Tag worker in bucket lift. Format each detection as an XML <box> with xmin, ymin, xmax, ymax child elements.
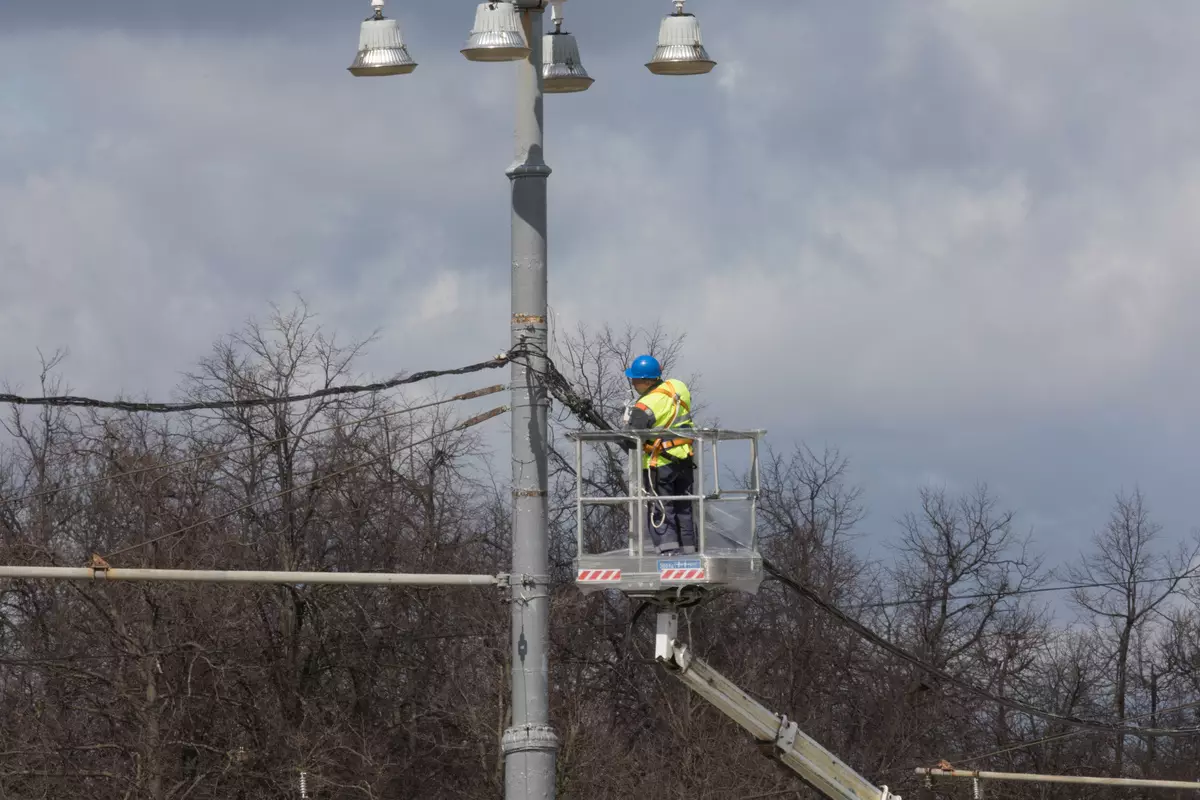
<box><xmin>621</xmin><ymin>354</ymin><xmax>697</xmax><ymax>556</ymax></box>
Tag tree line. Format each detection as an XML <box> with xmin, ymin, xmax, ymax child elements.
<box><xmin>0</xmin><ymin>305</ymin><xmax>1197</xmax><ymax>799</ymax></box>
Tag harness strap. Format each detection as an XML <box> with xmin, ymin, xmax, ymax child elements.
<box><xmin>637</xmin><ymin>380</ymin><xmax>695</xmax><ymax>465</ymax></box>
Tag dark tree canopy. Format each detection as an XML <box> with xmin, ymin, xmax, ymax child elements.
<box><xmin>0</xmin><ymin>309</ymin><xmax>1197</xmax><ymax>799</ymax></box>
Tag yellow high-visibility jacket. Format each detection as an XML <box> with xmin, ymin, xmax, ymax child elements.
<box><xmin>629</xmin><ymin>378</ymin><xmax>695</xmax><ymax>469</ymax></box>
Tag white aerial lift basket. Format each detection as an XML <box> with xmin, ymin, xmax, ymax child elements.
<box><xmin>569</xmin><ymin>427</ymin><xmax>766</xmax><ymax>605</ymax></box>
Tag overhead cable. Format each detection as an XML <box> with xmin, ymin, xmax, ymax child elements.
<box><xmin>509</xmin><ymin>345</ymin><xmax>614</xmax><ymax>431</ymax></box>
<box><xmin>947</xmin><ymin>697</ymin><xmax>1200</xmax><ymax>767</ymax></box>
<box><xmin>0</xmin><ymin>384</ymin><xmax>507</xmax><ymax>509</ymax></box>
<box><xmin>0</xmin><ymin>350</ymin><xmax>521</xmax><ymax>413</ymax></box>
<box><xmin>762</xmin><ymin>559</ymin><xmax>1200</xmax><ymax>738</ymax></box>
<box><xmin>101</xmin><ymin>404</ymin><xmax>509</xmax><ymax>560</ymax></box>
<box><xmin>859</xmin><ymin>572</ymin><xmax>1199</xmax><ymax>611</ymax></box>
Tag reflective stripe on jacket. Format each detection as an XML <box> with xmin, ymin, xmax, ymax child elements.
<box><xmin>633</xmin><ymin>378</ymin><xmax>695</xmax><ymax>468</ymax></box>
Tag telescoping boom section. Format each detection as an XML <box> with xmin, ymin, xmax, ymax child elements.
<box><xmin>655</xmin><ymin>611</ymin><xmax>900</xmax><ymax>800</ymax></box>
<box><xmin>572</xmin><ymin>428</ymin><xmax>895</xmax><ymax>797</ymax></box>
<box><xmin>570</xmin><ymin>427</ymin><xmax>766</xmax><ymax>603</ymax></box>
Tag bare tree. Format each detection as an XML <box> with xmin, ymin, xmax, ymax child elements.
<box><xmin>890</xmin><ymin>485</ymin><xmax>1043</xmax><ymax>671</ymax></box>
<box><xmin>1066</xmin><ymin>488</ymin><xmax>1200</xmax><ymax>779</ymax></box>
<box><xmin>3</xmin><ymin>307</ymin><xmax>1200</xmax><ymax>799</ymax></box>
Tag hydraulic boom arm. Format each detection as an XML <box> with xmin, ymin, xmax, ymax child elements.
<box><xmin>654</xmin><ymin>611</ymin><xmax>900</xmax><ymax>800</ymax></box>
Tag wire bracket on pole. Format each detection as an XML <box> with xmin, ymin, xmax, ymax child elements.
<box><xmin>502</xmin><ymin>572</ymin><xmax>550</xmax><ymax>607</ymax></box>
<box><xmin>496</xmin><ymin>572</ymin><xmax>513</xmax><ymax>605</ymax></box>
<box><xmin>512</xmin><ymin>489</ymin><xmax>548</xmax><ymax>497</ymax></box>
<box><xmin>507</xmin><ymin>572</ymin><xmax>551</xmax><ymax>588</ymax></box>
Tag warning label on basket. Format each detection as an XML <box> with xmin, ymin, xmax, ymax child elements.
<box><xmin>658</xmin><ymin>559</ymin><xmax>706</xmax><ymax>581</ymax></box>
<box><xmin>657</xmin><ymin>559</ymin><xmax>702</xmax><ymax>572</ymax></box>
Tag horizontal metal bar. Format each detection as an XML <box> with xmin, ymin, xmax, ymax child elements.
<box><xmin>0</xmin><ymin>566</ymin><xmax>501</xmax><ymax>587</ymax></box>
<box><xmin>580</xmin><ymin>494</ymin><xmax>710</xmax><ymax>504</ymax></box>
<box><xmin>916</xmin><ymin>769</ymin><xmax>1200</xmax><ymax>791</ymax></box>
<box><xmin>568</xmin><ymin>428</ymin><xmax>765</xmax><ymax>442</ymax></box>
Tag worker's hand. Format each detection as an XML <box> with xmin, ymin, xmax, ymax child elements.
<box><xmin>617</xmin><ymin>438</ymin><xmax>635</xmax><ymax>452</ymax></box>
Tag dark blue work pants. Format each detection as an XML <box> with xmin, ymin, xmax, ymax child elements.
<box><xmin>642</xmin><ymin>460</ymin><xmax>696</xmax><ymax>555</ymax></box>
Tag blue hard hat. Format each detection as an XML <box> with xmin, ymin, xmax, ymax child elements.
<box><xmin>625</xmin><ymin>354</ymin><xmax>662</xmax><ymax>380</ymax></box>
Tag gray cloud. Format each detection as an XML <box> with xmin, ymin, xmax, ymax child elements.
<box><xmin>1</xmin><ymin>1</ymin><xmax>1199</xmax><ymax>570</ymax></box>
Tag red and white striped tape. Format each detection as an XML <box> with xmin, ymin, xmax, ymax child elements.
<box><xmin>659</xmin><ymin>568</ymin><xmax>706</xmax><ymax>581</ymax></box>
<box><xmin>577</xmin><ymin>569</ymin><xmax>622</xmax><ymax>582</ymax></box>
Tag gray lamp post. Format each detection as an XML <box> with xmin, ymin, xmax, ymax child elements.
<box><xmin>347</xmin><ymin>2</ymin><xmax>716</xmax><ymax>797</ymax></box>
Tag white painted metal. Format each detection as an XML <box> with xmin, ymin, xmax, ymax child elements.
<box><xmin>646</xmin><ymin>0</ymin><xmax>716</xmax><ymax>75</ymax></box>
<box><xmin>656</xmin><ymin>612</ymin><xmax>900</xmax><ymax>800</ymax></box>
<box><xmin>462</xmin><ymin>0</ymin><xmax>530</xmax><ymax>62</ymax></box>
<box><xmin>0</xmin><ymin>566</ymin><xmax>501</xmax><ymax>587</ymax></box>
<box><xmin>543</xmin><ymin>0</ymin><xmax>593</xmax><ymax>93</ymax></box>
<box><xmin>348</xmin><ymin>0</ymin><xmax>418</xmax><ymax>76</ymax></box>
<box><xmin>655</xmin><ymin>609</ymin><xmax>679</xmax><ymax>660</ymax></box>
<box><xmin>916</xmin><ymin>768</ymin><xmax>1200</xmax><ymax>791</ymax></box>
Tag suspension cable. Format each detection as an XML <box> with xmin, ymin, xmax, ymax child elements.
<box><xmin>101</xmin><ymin>405</ymin><xmax>508</xmax><ymax>561</ymax></box>
<box><xmin>0</xmin><ymin>385</ymin><xmax>507</xmax><ymax>509</ymax></box>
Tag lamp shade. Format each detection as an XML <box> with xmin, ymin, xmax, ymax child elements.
<box><xmin>462</xmin><ymin>1</ymin><xmax>530</xmax><ymax>62</ymax></box>
<box><xmin>349</xmin><ymin>10</ymin><xmax>417</xmax><ymax>76</ymax></box>
<box><xmin>543</xmin><ymin>28</ymin><xmax>594</xmax><ymax>93</ymax></box>
<box><xmin>646</xmin><ymin>2</ymin><xmax>716</xmax><ymax>76</ymax></box>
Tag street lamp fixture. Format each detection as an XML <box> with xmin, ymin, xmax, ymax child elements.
<box><xmin>347</xmin><ymin>0</ymin><xmax>418</xmax><ymax>76</ymax></box>
<box><xmin>646</xmin><ymin>0</ymin><xmax>716</xmax><ymax>76</ymax></box>
<box><xmin>542</xmin><ymin>1</ymin><xmax>594</xmax><ymax>94</ymax></box>
<box><xmin>343</xmin><ymin>3</ymin><xmax>714</xmax><ymax>800</ymax></box>
<box><xmin>461</xmin><ymin>1</ymin><xmax>532</xmax><ymax>62</ymax></box>
<box><xmin>349</xmin><ymin>0</ymin><xmax>717</xmax><ymax>81</ymax></box>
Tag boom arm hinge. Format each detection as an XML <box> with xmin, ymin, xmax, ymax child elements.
<box><xmin>759</xmin><ymin>715</ymin><xmax>799</xmax><ymax>760</ymax></box>
<box><xmin>654</xmin><ymin>611</ymin><xmax>900</xmax><ymax>800</ymax></box>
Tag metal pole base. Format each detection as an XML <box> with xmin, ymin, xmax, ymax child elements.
<box><xmin>502</xmin><ymin>725</ymin><xmax>560</xmax><ymax>798</ymax></box>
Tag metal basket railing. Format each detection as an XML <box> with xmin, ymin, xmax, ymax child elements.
<box><xmin>568</xmin><ymin>428</ymin><xmax>765</xmax><ymax>559</ymax></box>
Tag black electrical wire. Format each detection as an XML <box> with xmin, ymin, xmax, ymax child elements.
<box><xmin>506</xmin><ymin>343</ymin><xmax>615</xmax><ymax>432</ymax></box>
<box><xmin>0</xmin><ymin>384</ymin><xmax>508</xmax><ymax>508</ymax></box>
<box><xmin>102</xmin><ymin>404</ymin><xmax>509</xmax><ymax>560</ymax></box>
<box><xmin>948</xmin><ymin>697</ymin><xmax>1200</xmax><ymax>766</ymax></box>
<box><xmin>762</xmin><ymin>559</ymin><xmax>1200</xmax><ymax>738</ymax></box>
<box><xmin>859</xmin><ymin>573</ymin><xmax>1198</xmax><ymax>610</ymax></box>
<box><xmin>0</xmin><ymin>349</ymin><xmax>523</xmax><ymax>413</ymax></box>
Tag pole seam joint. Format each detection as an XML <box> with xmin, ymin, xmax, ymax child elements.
<box><xmin>511</xmin><ymin>313</ymin><xmax>547</xmax><ymax>326</ymax></box>
<box><xmin>506</xmin><ymin>163</ymin><xmax>553</xmax><ymax>179</ymax></box>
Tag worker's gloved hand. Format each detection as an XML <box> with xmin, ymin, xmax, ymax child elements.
<box><xmin>617</xmin><ymin>437</ymin><xmax>635</xmax><ymax>452</ymax></box>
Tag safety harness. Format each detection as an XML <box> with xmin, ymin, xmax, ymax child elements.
<box><xmin>637</xmin><ymin>381</ymin><xmax>695</xmax><ymax>468</ymax></box>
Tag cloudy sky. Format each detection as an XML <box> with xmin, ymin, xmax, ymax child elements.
<box><xmin>1</xmin><ymin>0</ymin><xmax>1198</xmax><ymax>574</ymax></box>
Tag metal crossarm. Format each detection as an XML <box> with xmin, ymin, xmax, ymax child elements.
<box><xmin>0</xmin><ymin>565</ymin><xmax>502</xmax><ymax>587</ymax></box>
<box><xmin>655</xmin><ymin>611</ymin><xmax>900</xmax><ymax>800</ymax></box>
<box><xmin>915</xmin><ymin>768</ymin><xmax>1200</xmax><ymax>793</ymax></box>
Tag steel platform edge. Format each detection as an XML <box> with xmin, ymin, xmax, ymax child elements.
<box><xmin>574</xmin><ymin>550</ymin><xmax>764</xmax><ymax>599</ymax></box>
